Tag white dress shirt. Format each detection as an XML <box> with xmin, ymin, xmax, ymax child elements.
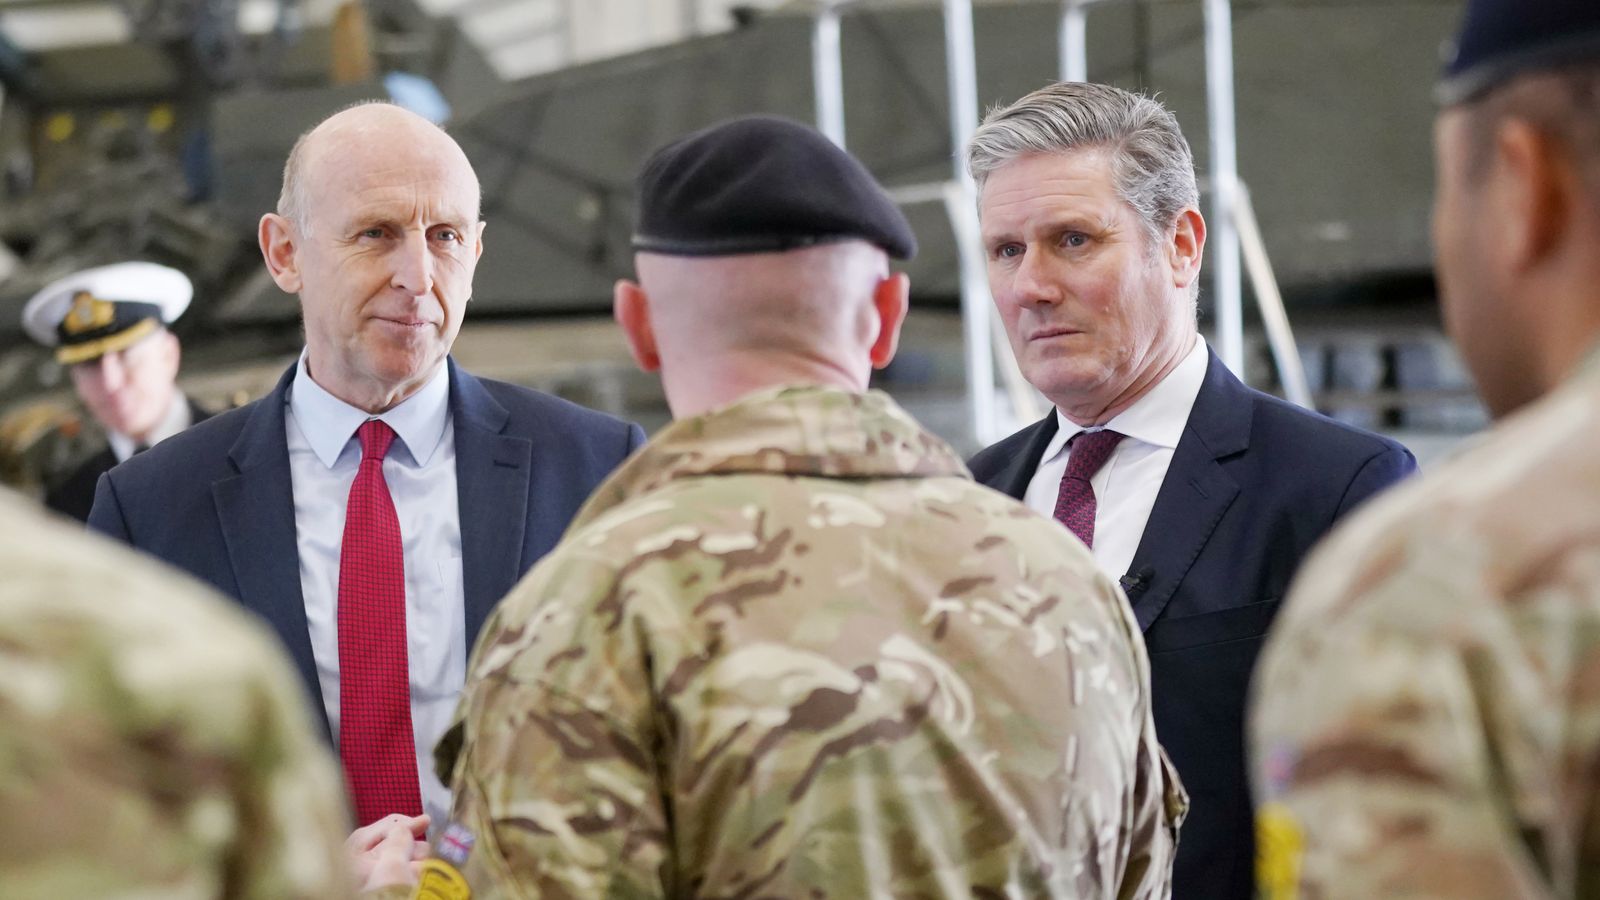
<box><xmin>285</xmin><ymin>352</ymin><xmax>465</xmax><ymax>827</ymax></box>
<box><xmin>108</xmin><ymin>390</ymin><xmax>194</xmax><ymax>462</ymax></box>
<box><xmin>1024</xmin><ymin>336</ymin><xmax>1209</xmax><ymax>582</ymax></box>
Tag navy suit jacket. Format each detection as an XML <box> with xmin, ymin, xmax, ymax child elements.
<box><xmin>88</xmin><ymin>358</ymin><xmax>646</xmax><ymax>735</ymax></box>
<box><xmin>968</xmin><ymin>350</ymin><xmax>1417</xmax><ymax>900</ymax></box>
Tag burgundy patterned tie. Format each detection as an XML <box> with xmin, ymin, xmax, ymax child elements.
<box><xmin>337</xmin><ymin>419</ymin><xmax>421</xmax><ymax>825</ymax></box>
<box><xmin>1053</xmin><ymin>429</ymin><xmax>1125</xmax><ymax>549</ymax></box>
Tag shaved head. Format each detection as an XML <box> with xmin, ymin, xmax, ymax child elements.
<box><xmin>639</xmin><ymin>242</ymin><xmax>888</xmax><ymax>360</ymax></box>
<box><xmin>278</xmin><ymin>102</ymin><xmax>481</xmax><ymax>233</ymax></box>
<box><xmin>614</xmin><ymin>241</ymin><xmax>910</xmax><ymax>417</ymax></box>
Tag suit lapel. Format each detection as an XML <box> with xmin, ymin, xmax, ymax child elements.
<box><xmin>211</xmin><ymin>364</ymin><xmax>323</xmax><ymax>720</ymax></box>
<box><xmin>990</xmin><ymin>414</ymin><xmax>1059</xmax><ymax>500</ymax></box>
<box><xmin>449</xmin><ymin>360</ymin><xmax>532</xmax><ymax>646</ymax></box>
<box><xmin>1126</xmin><ymin>350</ymin><xmax>1250</xmax><ymax>631</ymax></box>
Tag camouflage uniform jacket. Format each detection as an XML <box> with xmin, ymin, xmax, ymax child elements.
<box><xmin>426</xmin><ymin>385</ymin><xmax>1185</xmax><ymax>900</ymax></box>
<box><xmin>0</xmin><ymin>490</ymin><xmax>354</xmax><ymax>898</ymax></box>
<box><xmin>1252</xmin><ymin>355</ymin><xmax>1600</xmax><ymax>899</ymax></box>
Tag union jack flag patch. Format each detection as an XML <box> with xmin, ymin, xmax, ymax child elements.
<box><xmin>437</xmin><ymin>822</ymin><xmax>476</xmax><ymax>866</ymax></box>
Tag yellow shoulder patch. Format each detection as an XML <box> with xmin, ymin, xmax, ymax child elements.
<box><xmin>1256</xmin><ymin>801</ymin><xmax>1304</xmax><ymax>900</ymax></box>
<box><xmin>411</xmin><ymin>858</ymin><xmax>471</xmax><ymax>900</ymax></box>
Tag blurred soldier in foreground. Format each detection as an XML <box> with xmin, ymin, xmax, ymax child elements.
<box><xmin>19</xmin><ymin>261</ymin><xmax>208</xmax><ymax>521</ymax></box>
<box><xmin>392</xmin><ymin>116</ymin><xmax>1185</xmax><ymax>899</ymax></box>
<box><xmin>0</xmin><ymin>487</ymin><xmax>367</xmax><ymax>897</ymax></box>
<box><xmin>1251</xmin><ymin>1</ymin><xmax>1600</xmax><ymax>896</ymax></box>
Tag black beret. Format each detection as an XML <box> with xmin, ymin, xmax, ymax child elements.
<box><xmin>632</xmin><ymin>115</ymin><xmax>917</xmax><ymax>260</ymax></box>
<box><xmin>1439</xmin><ymin>0</ymin><xmax>1600</xmax><ymax>105</ymax></box>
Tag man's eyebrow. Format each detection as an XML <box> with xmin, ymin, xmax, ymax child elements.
<box><xmin>983</xmin><ymin>214</ymin><xmax>1109</xmax><ymax>241</ymax></box>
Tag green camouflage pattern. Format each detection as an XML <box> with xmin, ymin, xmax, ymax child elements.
<box><xmin>1251</xmin><ymin>358</ymin><xmax>1600</xmax><ymax>899</ymax></box>
<box><xmin>432</xmin><ymin>385</ymin><xmax>1185</xmax><ymax>899</ymax></box>
<box><xmin>0</xmin><ymin>489</ymin><xmax>354</xmax><ymax>899</ymax></box>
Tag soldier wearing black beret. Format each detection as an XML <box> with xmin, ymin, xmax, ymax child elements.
<box><xmin>406</xmin><ymin>114</ymin><xmax>1184</xmax><ymax>900</ymax></box>
<box><xmin>1251</xmin><ymin>2</ymin><xmax>1600</xmax><ymax>896</ymax></box>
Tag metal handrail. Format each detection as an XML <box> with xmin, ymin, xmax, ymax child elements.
<box><xmin>810</xmin><ymin>0</ymin><xmax>1015</xmax><ymax>445</ymax></box>
<box><xmin>812</xmin><ymin>3</ymin><xmax>846</xmax><ymax>145</ymax></box>
<box><xmin>1203</xmin><ymin>0</ymin><xmax>1245</xmax><ymax>381</ymax></box>
<box><xmin>1059</xmin><ymin>0</ymin><xmax>1245</xmax><ymax>380</ymax></box>
<box><xmin>1235</xmin><ymin>183</ymin><xmax>1313</xmax><ymax>408</ymax></box>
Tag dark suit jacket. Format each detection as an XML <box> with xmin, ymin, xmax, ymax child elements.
<box><xmin>968</xmin><ymin>350</ymin><xmax>1416</xmax><ymax>900</ymax></box>
<box><xmin>88</xmin><ymin>358</ymin><xmax>646</xmax><ymax>735</ymax></box>
<box><xmin>45</xmin><ymin>398</ymin><xmax>212</xmax><ymax>522</ymax></box>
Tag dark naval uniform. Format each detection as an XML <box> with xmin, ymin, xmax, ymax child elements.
<box><xmin>43</xmin><ymin>398</ymin><xmax>212</xmax><ymax>521</ymax></box>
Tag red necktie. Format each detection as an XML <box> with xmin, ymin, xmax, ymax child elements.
<box><xmin>1053</xmin><ymin>429</ymin><xmax>1124</xmax><ymax>549</ymax></box>
<box><xmin>338</xmin><ymin>419</ymin><xmax>421</xmax><ymax>825</ymax></box>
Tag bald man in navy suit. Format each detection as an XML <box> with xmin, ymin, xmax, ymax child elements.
<box><xmin>89</xmin><ymin>103</ymin><xmax>644</xmax><ymax>845</ymax></box>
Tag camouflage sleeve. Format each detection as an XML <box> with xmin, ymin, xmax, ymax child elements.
<box><xmin>222</xmin><ymin>644</ymin><xmax>358</xmax><ymax>899</ymax></box>
<box><xmin>1118</xmin><ymin>742</ymin><xmax>1185</xmax><ymax>900</ymax></box>
<box><xmin>0</xmin><ymin>577</ymin><xmax>353</xmax><ymax>898</ymax></box>
<box><xmin>1104</xmin><ymin>573</ymin><xmax>1187</xmax><ymax>900</ymax></box>
<box><xmin>427</xmin><ymin>552</ymin><xmax>671</xmax><ymax>898</ymax></box>
<box><xmin>1251</xmin><ymin>575</ymin><xmax>1558</xmax><ymax>899</ymax></box>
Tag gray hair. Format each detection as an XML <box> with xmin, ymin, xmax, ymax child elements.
<box><xmin>967</xmin><ymin>82</ymin><xmax>1199</xmax><ymax>243</ymax></box>
<box><xmin>275</xmin><ymin>121</ymin><xmax>321</xmax><ymax>232</ymax></box>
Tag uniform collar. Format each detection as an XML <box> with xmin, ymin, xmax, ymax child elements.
<box><xmin>570</xmin><ymin>384</ymin><xmax>969</xmax><ymax>529</ymax></box>
<box><xmin>1041</xmin><ymin>335</ymin><xmax>1208</xmax><ymax>465</ymax></box>
<box><xmin>288</xmin><ymin>350</ymin><xmax>451</xmax><ymax>468</ymax></box>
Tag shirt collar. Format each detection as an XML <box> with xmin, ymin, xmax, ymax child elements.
<box><xmin>288</xmin><ymin>350</ymin><xmax>451</xmax><ymax>469</ymax></box>
<box><xmin>108</xmin><ymin>389</ymin><xmax>192</xmax><ymax>462</ymax></box>
<box><xmin>1041</xmin><ymin>335</ymin><xmax>1209</xmax><ymax>464</ymax></box>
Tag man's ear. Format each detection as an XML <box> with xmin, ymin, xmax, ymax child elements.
<box><xmin>159</xmin><ymin>329</ymin><xmax>182</xmax><ymax>375</ymax></box>
<box><xmin>259</xmin><ymin>214</ymin><xmax>303</xmax><ymax>294</ymax></box>
<box><xmin>613</xmin><ymin>278</ymin><xmax>661</xmax><ymax>373</ymax></box>
<box><xmin>1169</xmin><ymin>208</ymin><xmax>1206</xmax><ymax>293</ymax></box>
<box><xmin>474</xmin><ymin>219</ymin><xmax>486</xmax><ymax>261</ymax></box>
<box><xmin>1493</xmin><ymin>118</ymin><xmax>1565</xmax><ymax>275</ymax></box>
<box><xmin>163</xmin><ymin>328</ymin><xmax>181</xmax><ymax>369</ymax></box>
<box><xmin>869</xmin><ymin>272</ymin><xmax>910</xmax><ymax>369</ymax></box>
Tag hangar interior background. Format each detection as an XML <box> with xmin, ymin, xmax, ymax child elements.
<box><xmin>0</xmin><ymin>0</ymin><xmax>1473</xmax><ymax>495</ymax></box>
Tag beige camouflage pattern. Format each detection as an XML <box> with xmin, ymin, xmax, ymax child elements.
<box><xmin>431</xmin><ymin>385</ymin><xmax>1185</xmax><ymax>900</ymax></box>
<box><xmin>1251</xmin><ymin>356</ymin><xmax>1600</xmax><ymax>899</ymax></box>
<box><xmin>0</xmin><ymin>488</ymin><xmax>355</xmax><ymax>899</ymax></box>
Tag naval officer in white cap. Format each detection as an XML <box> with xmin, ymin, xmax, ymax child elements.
<box><xmin>21</xmin><ymin>261</ymin><xmax>210</xmax><ymax>521</ymax></box>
